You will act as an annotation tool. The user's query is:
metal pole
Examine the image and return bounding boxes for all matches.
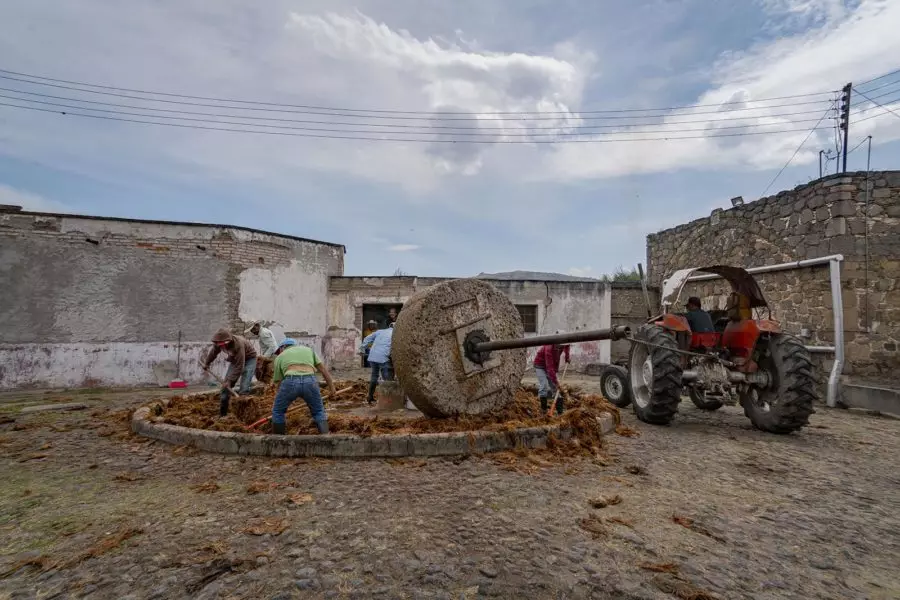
[473,326,631,353]
[826,258,845,408]
[840,83,852,173]
[819,150,824,178]
[864,136,872,331]
[637,263,653,318]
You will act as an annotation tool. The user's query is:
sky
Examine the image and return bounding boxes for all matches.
[0,0,899,278]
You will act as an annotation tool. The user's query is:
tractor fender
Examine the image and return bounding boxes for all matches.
[654,313,691,333]
[757,319,781,333]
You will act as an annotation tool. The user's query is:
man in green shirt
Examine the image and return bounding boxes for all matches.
[271,338,337,435]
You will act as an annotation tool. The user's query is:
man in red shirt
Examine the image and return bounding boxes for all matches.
[533,343,570,415]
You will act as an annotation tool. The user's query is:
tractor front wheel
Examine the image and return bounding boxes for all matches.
[629,325,682,425]
[741,333,815,434]
[600,365,632,408]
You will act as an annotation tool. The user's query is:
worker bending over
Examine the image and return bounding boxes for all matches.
[533,342,569,415]
[203,328,258,417]
[248,322,278,357]
[271,338,336,435]
[360,324,394,405]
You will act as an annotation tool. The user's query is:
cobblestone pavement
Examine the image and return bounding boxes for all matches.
[1,376,898,600]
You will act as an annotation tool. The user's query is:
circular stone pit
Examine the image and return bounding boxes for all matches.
[131,388,617,459]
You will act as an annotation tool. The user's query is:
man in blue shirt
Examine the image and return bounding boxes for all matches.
[685,296,715,333]
[360,324,394,405]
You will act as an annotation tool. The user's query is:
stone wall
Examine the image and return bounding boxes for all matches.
[646,171,900,383]
[0,209,344,388]
[326,276,620,372]
[609,283,660,364]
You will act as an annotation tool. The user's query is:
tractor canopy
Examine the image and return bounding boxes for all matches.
[660,265,769,311]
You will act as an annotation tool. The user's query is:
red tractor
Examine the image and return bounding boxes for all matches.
[600,266,816,434]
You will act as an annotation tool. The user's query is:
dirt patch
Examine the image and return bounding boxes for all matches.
[158,381,621,458]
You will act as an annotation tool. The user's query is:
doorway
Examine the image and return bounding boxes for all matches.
[360,303,403,367]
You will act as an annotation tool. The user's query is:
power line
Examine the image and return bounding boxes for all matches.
[853,77,900,96]
[0,67,838,117]
[845,137,870,155]
[849,86,900,108]
[853,89,900,122]
[761,102,837,196]
[0,74,835,122]
[855,66,900,89]
[0,91,836,134]
[0,101,835,144]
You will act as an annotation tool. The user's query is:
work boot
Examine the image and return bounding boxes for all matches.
[367,384,376,405]
[219,397,230,417]
[272,422,286,435]
[539,397,548,414]
[316,420,329,434]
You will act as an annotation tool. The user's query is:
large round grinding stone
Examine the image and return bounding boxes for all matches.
[392,278,526,418]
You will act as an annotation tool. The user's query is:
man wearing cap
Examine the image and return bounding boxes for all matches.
[685,297,715,333]
[202,328,258,416]
[533,342,569,415]
[271,338,336,435]
[360,324,394,405]
[248,322,278,358]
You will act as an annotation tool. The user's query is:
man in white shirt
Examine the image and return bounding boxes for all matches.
[248,322,278,358]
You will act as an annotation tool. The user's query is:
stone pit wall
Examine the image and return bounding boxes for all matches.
[326,277,631,373]
[0,209,344,389]
[646,171,900,384]
[609,283,659,365]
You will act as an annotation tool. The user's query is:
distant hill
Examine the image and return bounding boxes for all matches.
[475,270,600,282]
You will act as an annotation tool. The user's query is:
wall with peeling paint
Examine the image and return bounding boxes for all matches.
[0,209,344,389]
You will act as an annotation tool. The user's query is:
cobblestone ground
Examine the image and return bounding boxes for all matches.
[1,376,898,600]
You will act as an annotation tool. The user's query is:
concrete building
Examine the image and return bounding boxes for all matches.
[324,276,654,372]
[0,206,345,388]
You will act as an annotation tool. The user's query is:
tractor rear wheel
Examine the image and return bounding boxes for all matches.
[629,325,682,425]
[600,365,632,408]
[741,333,815,434]
[689,387,724,411]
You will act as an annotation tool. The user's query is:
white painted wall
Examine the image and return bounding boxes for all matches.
[239,259,329,336]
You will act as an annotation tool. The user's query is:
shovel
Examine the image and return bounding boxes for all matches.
[547,363,569,417]
[199,360,241,399]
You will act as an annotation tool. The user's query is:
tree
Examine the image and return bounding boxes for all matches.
[599,266,641,282]
[393,267,409,276]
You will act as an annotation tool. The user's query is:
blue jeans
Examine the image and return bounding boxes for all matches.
[535,367,563,414]
[219,357,257,415]
[272,375,327,433]
[367,361,393,402]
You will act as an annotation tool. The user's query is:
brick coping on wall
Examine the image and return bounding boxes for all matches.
[131,391,617,458]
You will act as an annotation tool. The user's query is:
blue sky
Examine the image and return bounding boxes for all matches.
[1,0,899,277]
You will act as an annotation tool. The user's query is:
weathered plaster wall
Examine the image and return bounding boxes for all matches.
[325,276,613,372]
[0,210,344,388]
[646,172,900,383]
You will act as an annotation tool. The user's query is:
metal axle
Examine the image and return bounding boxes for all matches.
[464,326,631,365]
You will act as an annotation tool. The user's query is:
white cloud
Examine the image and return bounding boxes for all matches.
[0,184,69,213]
[388,244,420,252]
[540,0,900,182]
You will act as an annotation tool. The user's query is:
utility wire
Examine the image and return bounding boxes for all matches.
[0,74,835,122]
[855,66,900,89]
[853,89,900,122]
[0,91,836,134]
[0,67,838,116]
[845,137,870,155]
[0,101,835,144]
[761,102,836,196]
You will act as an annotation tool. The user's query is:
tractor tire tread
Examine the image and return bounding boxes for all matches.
[743,333,816,434]
[630,325,682,425]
